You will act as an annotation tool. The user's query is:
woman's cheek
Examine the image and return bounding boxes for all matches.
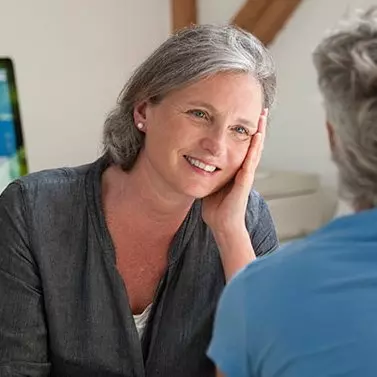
[234,148,248,169]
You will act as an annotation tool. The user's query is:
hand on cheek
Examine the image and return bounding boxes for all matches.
[202,108,268,235]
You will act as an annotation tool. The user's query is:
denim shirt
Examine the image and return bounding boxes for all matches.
[0,157,278,377]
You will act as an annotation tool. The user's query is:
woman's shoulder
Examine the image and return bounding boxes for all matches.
[18,161,95,191]
[246,189,279,256]
[248,189,265,209]
[246,189,270,225]
[2,159,102,214]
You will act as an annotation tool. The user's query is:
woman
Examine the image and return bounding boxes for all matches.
[209,7,377,377]
[0,24,278,376]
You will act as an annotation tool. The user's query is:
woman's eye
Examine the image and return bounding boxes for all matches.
[189,109,207,119]
[233,126,250,136]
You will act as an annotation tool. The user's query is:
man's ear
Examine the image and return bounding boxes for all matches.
[133,101,148,132]
[326,121,336,154]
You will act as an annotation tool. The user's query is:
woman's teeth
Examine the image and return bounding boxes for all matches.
[185,156,217,173]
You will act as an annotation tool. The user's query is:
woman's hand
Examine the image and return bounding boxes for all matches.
[202,108,268,280]
[202,108,268,236]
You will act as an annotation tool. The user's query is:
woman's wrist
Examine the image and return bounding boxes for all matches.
[212,226,256,282]
[212,224,247,243]
[210,219,247,238]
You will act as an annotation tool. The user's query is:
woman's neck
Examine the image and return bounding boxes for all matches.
[102,161,194,235]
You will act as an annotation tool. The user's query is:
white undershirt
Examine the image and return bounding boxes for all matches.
[133,304,152,339]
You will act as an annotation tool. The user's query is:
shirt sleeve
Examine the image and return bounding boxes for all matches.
[0,182,50,376]
[246,191,279,257]
[207,276,252,377]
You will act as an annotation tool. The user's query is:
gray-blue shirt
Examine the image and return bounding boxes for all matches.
[0,156,278,377]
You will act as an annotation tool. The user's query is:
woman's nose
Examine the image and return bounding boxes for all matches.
[199,128,227,157]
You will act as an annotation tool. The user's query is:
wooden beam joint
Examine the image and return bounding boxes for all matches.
[233,0,302,45]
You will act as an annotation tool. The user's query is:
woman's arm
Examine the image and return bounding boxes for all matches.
[212,191,278,281]
[0,182,50,377]
[212,227,255,282]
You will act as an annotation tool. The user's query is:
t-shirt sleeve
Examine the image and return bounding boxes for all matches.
[207,276,252,377]
[246,191,279,257]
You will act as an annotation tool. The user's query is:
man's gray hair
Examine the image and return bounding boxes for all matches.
[313,7,377,208]
[103,24,276,170]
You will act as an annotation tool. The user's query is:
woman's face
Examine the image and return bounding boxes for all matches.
[134,72,264,199]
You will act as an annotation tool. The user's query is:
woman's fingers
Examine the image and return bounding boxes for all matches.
[235,108,268,191]
[254,110,267,165]
[244,108,268,171]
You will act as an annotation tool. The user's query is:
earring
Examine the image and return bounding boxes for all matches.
[136,122,144,130]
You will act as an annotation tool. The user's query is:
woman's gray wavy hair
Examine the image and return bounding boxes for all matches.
[313,6,377,208]
[103,24,276,171]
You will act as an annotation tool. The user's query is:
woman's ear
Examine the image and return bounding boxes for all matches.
[133,101,148,132]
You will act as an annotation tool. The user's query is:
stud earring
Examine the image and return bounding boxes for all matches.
[136,122,144,130]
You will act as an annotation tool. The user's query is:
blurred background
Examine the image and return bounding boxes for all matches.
[1,0,374,242]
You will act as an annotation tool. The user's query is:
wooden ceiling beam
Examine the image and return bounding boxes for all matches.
[233,0,274,33]
[252,0,302,45]
[233,0,302,45]
[171,0,197,32]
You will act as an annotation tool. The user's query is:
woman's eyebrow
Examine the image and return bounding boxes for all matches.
[186,101,257,129]
[186,101,217,112]
[235,118,257,130]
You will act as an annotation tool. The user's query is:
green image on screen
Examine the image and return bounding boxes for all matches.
[0,58,27,193]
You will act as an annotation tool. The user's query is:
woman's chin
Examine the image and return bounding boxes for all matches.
[180,185,220,200]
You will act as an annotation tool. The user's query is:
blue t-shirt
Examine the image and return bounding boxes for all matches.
[208,208,377,377]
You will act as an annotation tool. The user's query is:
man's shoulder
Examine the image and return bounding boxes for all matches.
[238,233,324,283]
[229,230,332,307]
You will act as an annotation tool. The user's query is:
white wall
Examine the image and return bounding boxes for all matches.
[199,0,377,189]
[0,0,170,172]
[197,0,244,24]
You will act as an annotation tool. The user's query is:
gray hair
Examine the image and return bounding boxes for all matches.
[103,24,276,170]
[313,7,377,208]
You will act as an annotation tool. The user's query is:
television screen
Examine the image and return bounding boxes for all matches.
[0,58,27,192]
